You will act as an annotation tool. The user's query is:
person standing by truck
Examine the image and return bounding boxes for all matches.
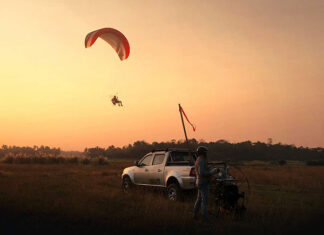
[193,146,216,221]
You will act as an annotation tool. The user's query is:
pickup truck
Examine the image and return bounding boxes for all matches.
[121,149,197,201]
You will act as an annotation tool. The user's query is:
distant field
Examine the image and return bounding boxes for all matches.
[0,161,323,234]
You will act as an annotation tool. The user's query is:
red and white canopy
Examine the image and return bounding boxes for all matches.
[85,28,130,61]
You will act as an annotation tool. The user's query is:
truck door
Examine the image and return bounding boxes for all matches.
[148,153,165,186]
[133,154,153,185]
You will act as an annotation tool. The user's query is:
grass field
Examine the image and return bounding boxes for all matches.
[0,161,323,234]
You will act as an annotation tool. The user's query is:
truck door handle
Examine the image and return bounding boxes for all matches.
[157,169,161,172]
[145,169,148,172]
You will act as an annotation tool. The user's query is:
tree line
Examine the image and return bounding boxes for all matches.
[0,145,61,158]
[1,140,323,162]
[84,139,324,161]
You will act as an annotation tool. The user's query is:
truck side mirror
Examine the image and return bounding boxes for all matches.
[134,160,139,167]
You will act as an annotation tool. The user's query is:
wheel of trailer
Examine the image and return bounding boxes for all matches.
[122,176,133,193]
[167,183,181,201]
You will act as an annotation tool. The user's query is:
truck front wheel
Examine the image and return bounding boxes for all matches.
[122,176,133,193]
[167,183,182,201]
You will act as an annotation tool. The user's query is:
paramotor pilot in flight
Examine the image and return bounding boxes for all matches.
[111,96,123,107]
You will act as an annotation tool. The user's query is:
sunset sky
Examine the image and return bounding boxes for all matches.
[0,0,323,150]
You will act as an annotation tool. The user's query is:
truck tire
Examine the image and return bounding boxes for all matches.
[167,183,182,201]
[122,176,133,193]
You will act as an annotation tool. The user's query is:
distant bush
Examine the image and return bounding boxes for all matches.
[94,157,109,165]
[66,157,79,164]
[46,157,66,164]
[270,160,287,165]
[16,157,32,164]
[3,156,14,164]
[278,160,287,165]
[31,157,46,164]
[84,147,108,158]
[306,160,324,166]
[270,160,278,165]
[80,158,91,165]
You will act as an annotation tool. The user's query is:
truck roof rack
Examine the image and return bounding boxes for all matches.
[151,148,193,152]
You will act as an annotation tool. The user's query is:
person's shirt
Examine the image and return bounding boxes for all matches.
[195,156,212,185]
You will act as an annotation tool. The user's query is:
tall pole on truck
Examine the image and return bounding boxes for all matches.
[178,104,189,144]
[178,104,195,163]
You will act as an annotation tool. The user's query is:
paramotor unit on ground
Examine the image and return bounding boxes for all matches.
[208,161,250,218]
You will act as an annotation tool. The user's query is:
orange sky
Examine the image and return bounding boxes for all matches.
[0,0,323,150]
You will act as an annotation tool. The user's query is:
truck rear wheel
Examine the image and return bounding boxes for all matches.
[167,183,182,201]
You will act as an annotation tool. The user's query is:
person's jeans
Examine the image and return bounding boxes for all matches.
[193,183,209,219]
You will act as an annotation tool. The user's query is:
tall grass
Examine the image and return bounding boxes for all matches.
[0,162,322,234]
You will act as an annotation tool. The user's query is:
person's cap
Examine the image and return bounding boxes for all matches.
[197,146,208,155]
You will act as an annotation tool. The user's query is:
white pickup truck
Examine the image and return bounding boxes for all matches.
[121,149,197,201]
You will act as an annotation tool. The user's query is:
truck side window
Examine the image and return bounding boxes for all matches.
[152,154,165,165]
[140,154,153,166]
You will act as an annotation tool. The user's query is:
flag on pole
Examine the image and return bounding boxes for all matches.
[179,105,196,132]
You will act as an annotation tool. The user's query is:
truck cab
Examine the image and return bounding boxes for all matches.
[122,148,197,201]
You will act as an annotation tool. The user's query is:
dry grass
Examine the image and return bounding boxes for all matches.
[0,162,323,234]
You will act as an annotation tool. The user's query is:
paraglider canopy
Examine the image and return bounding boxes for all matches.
[85,28,130,61]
